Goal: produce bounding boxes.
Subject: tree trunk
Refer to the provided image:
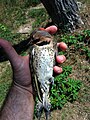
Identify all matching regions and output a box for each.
[41,0,83,32]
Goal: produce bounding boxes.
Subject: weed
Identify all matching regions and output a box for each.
[83,29,90,37]
[50,66,82,110]
[60,30,90,60]
[81,46,90,59]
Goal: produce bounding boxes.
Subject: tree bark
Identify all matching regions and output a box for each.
[41,0,83,32]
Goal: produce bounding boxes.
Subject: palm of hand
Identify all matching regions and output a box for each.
[13,56,32,87]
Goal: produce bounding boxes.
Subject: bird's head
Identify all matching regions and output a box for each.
[29,30,53,46]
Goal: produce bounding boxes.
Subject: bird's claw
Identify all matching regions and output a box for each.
[36,100,51,120]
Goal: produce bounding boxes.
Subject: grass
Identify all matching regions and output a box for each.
[28,8,49,29]
[0,0,40,8]
[0,63,12,107]
[0,5,49,42]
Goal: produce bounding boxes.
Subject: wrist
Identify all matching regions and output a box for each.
[13,81,34,95]
[0,82,35,120]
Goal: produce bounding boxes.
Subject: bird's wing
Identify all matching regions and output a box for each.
[29,47,42,102]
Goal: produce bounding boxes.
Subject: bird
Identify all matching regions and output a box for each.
[29,29,55,120]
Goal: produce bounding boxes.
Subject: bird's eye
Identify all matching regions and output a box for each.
[35,38,40,43]
[33,38,40,44]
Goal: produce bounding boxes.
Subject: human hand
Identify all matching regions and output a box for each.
[0,26,67,93]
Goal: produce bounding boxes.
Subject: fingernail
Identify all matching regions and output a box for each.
[60,56,64,61]
[57,69,62,73]
[56,55,66,63]
[53,66,63,73]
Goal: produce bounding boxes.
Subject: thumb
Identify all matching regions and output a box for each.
[0,39,20,67]
[39,25,58,34]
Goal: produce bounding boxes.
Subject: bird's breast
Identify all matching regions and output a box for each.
[32,45,54,80]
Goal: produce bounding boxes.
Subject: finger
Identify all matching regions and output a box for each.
[53,66,63,74]
[57,42,67,51]
[56,55,66,64]
[39,25,58,34]
[0,39,20,66]
[45,25,58,34]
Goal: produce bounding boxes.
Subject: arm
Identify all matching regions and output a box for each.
[0,85,34,120]
[0,38,34,120]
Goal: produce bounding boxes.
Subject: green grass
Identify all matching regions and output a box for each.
[0,0,40,8]
[0,64,12,107]
[0,6,49,42]
[0,23,21,43]
[28,8,49,29]
[0,7,27,29]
